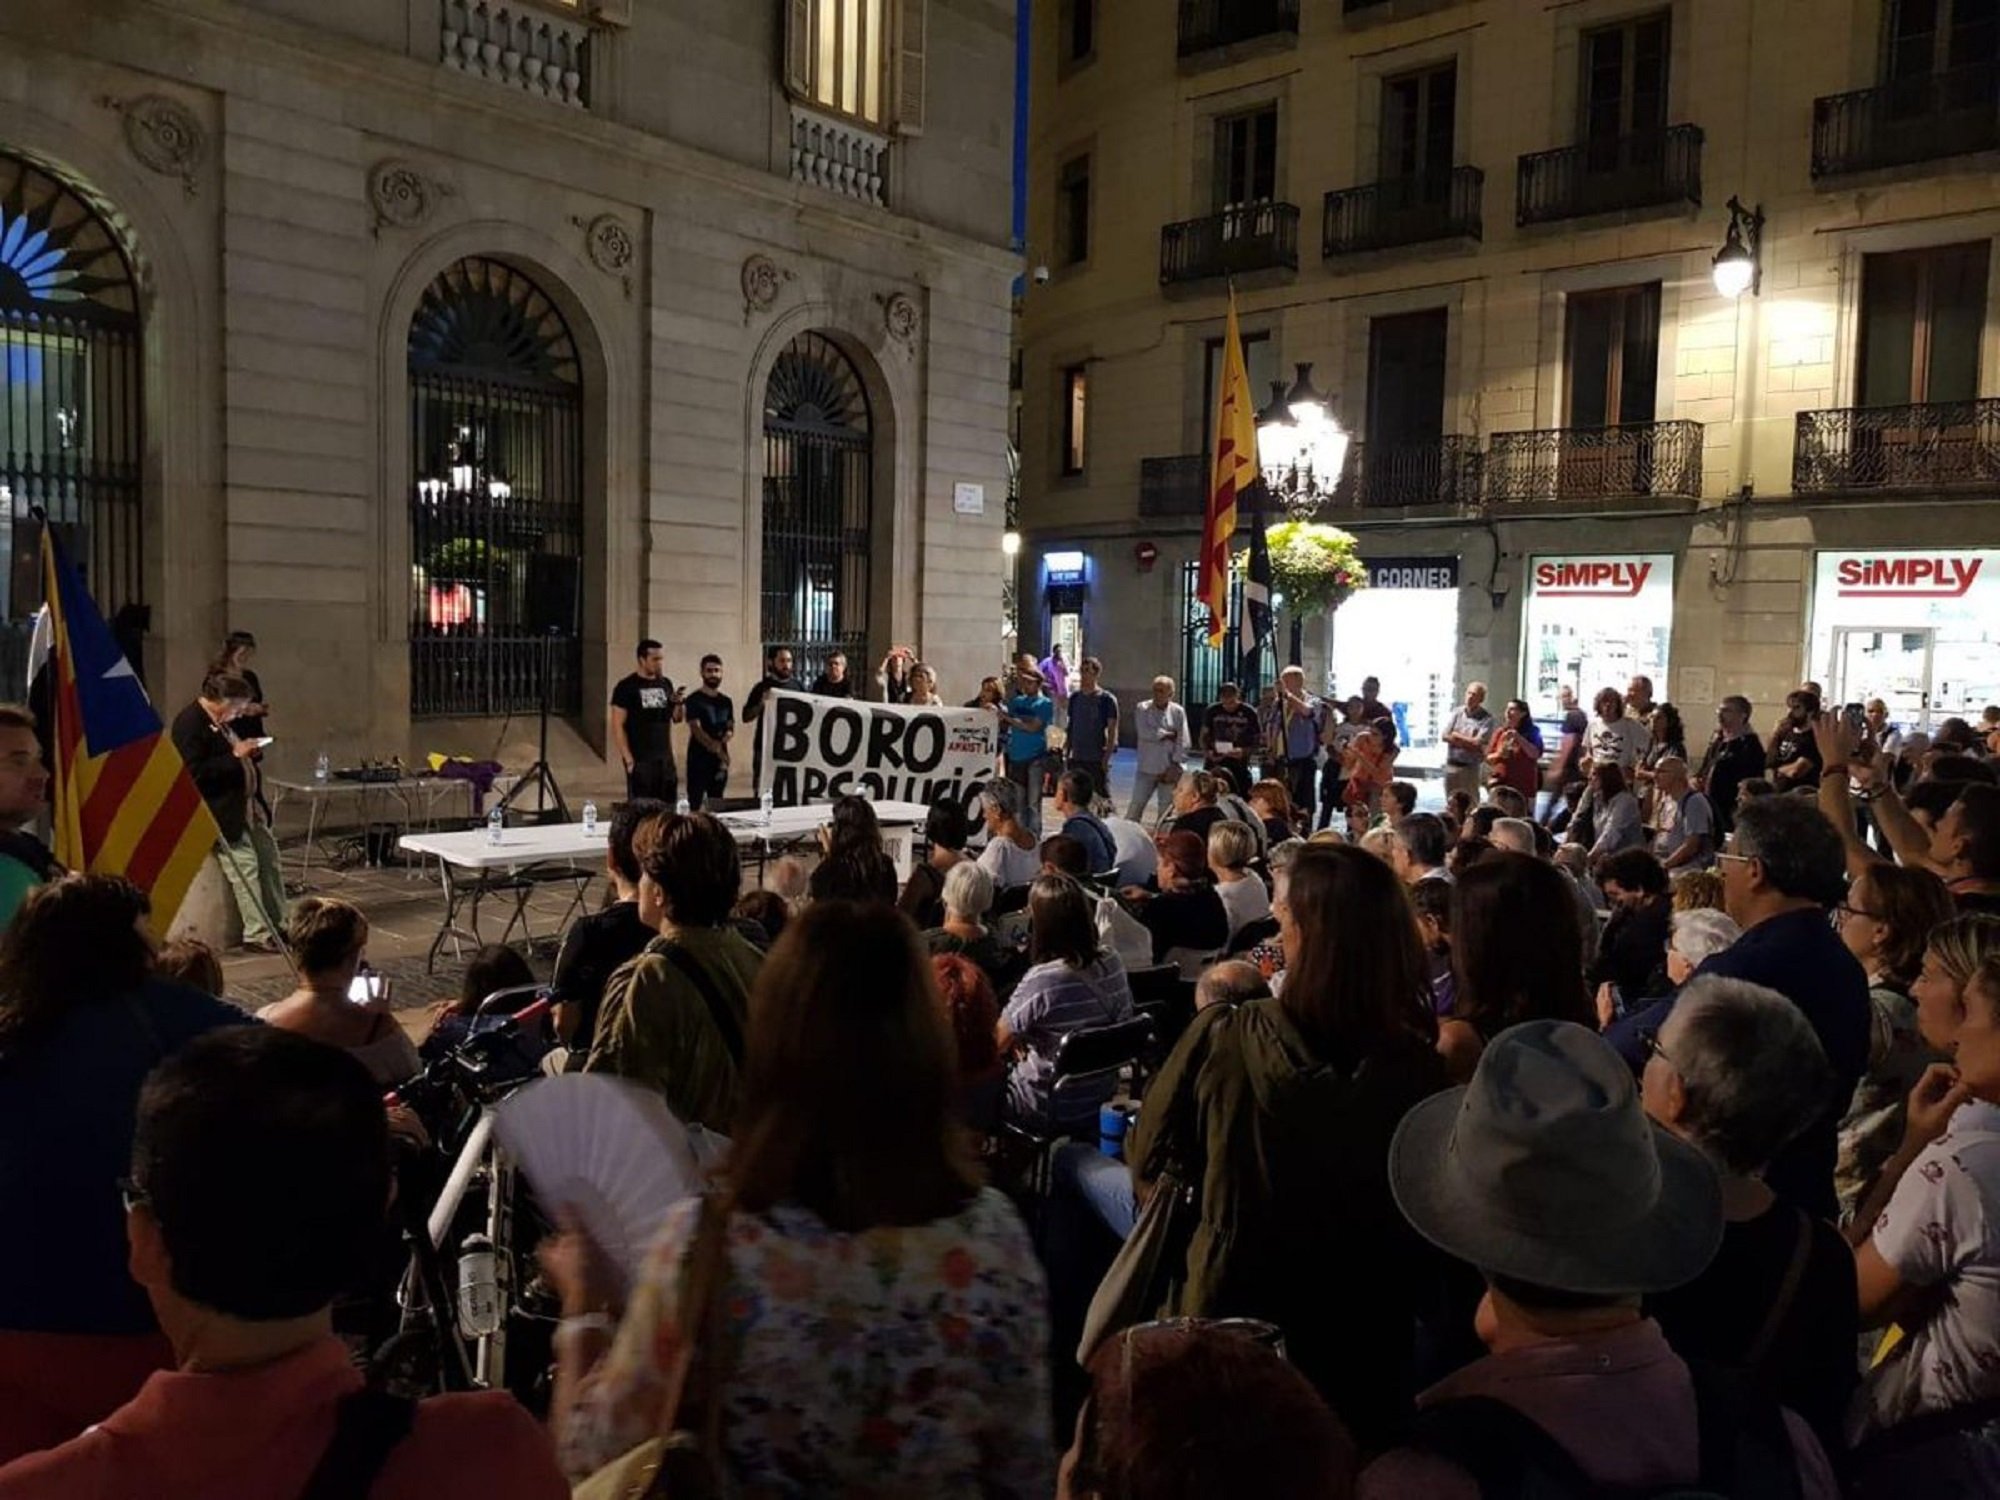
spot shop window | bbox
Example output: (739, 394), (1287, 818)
(1213, 105), (1279, 212)
(1061, 365), (1088, 476)
(1579, 12), (1670, 174)
(1565, 283), (1661, 428)
(1858, 241), (1988, 406)
(1380, 61), (1457, 195)
(1201, 330), (1275, 459)
(1057, 154), (1092, 267)
(784, 0), (925, 131)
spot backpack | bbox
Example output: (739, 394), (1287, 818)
(1403, 1362), (1803, 1500)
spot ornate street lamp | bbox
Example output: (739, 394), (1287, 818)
(1255, 362), (1350, 517)
(1712, 196), (1764, 299)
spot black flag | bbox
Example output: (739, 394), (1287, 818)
(1237, 482), (1275, 689)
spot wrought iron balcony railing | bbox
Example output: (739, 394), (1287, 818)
(1516, 124), (1703, 226)
(1485, 420), (1704, 505)
(1323, 167), (1483, 256)
(1346, 437), (1482, 508)
(1160, 203), (1301, 284)
(1177, 0), (1299, 56)
(1812, 64), (2000, 177)
(1794, 400), (2000, 493)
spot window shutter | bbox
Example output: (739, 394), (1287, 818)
(783, 0), (813, 98)
(894, 0), (927, 136)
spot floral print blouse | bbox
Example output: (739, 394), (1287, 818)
(559, 1187), (1051, 1498)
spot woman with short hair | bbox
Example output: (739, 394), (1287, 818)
(925, 860), (1022, 996)
(1163, 770), (1228, 845)
(977, 779), (1041, 890)
(1642, 975), (1857, 1457)
(1666, 907), (1742, 985)
(259, 897), (419, 1089)
(1207, 821), (1270, 940)
(1130, 844), (1448, 1450)
(550, 901), (1051, 1497)
(998, 875), (1133, 1132)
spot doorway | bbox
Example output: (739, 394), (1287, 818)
(1831, 625), (1934, 729)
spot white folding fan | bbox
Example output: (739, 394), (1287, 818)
(496, 1074), (706, 1284)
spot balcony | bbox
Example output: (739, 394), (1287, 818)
(1485, 421), (1704, 505)
(1794, 400), (2000, 494)
(438, 0), (593, 107)
(1516, 125), (1703, 226)
(1177, 0), (1298, 57)
(1160, 203), (1300, 285)
(1323, 167), (1483, 256)
(789, 103), (890, 207)
(1812, 65), (2000, 177)
(1345, 437), (1482, 508)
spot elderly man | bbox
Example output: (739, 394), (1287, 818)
(1127, 676), (1190, 825)
(1272, 665), (1326, 819)
(1195, 959), (1267, 1012)
(1441, 682), (1494, 802)
(1650, 756), (1716, 873)
(1607, 795), (1870, 1221)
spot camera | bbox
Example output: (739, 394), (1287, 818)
(1031, 264), (1051, 286)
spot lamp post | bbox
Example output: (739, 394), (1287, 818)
(1712, 196), (1764, 299)
(1254, 362), (1350, 518)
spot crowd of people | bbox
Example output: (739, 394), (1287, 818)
(7, 659), (2000, 1497)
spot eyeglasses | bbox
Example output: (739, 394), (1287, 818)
(117, 1177), (149, 1213)
(1715, 852), (1753, 869)
(1638, 1028), (1675, 1069)
(1834, 902), (1885, 926)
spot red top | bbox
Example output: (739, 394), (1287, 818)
(0, 1337), (567, 1500)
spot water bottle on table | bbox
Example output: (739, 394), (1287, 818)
(313, 750), (329, 784)
(759, 787), (773, 827)
(581, 799), (598, 835)
(675, 793), (690, 818)
(486, 804), (504, 846)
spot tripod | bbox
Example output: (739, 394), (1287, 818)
(496, 628), (570, 825)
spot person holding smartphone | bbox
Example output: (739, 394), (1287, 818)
(609, 639), (684, 803)
(255, 897), (419, 1091)
(170, 672), (288, 953)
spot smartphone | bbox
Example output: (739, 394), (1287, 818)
(347, 971), (383, 1006)
(1842, 703), (1867, 739)
(247, 735), (275, 750)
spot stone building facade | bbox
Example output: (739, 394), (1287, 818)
(1, 0), (1015, 790)
(1018, 0), (2000, 750)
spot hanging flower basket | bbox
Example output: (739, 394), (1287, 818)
(1237, 521), (1369, 619)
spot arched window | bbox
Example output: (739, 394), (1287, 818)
(408, 257), (583, 718)
(0, 151), (142, 696)
(761, 332), (873, 682)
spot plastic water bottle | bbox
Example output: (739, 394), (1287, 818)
(581, 799), (598, 835)
(486, 804), (504, 846)
(759, 787), (773, 827)
(456, 1232), (502, 1338)
(675, 793), (691, 818)
(313, 750), (329, 784)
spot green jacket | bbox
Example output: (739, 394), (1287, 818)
(1130, 996), (1448, 1452)
(583, 926), (763, 1134)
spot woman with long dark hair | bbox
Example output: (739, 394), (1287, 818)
(998, 874), (1133, 1131)
(0, 877), (247, 1463)
(806, 793), (898, 904)
(1129, 844), (1448, 1451)
(548, 901), (1050, 1496)
(1439, 851), (1592, 1083)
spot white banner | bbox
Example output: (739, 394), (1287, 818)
(758, 690), (998, 812)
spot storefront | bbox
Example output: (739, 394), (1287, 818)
(1807, 549), (2000, 727)
(1329, 555), (1461, 749)
(1041, 550), (1090, 666)
(1521, 553), (1676, 715)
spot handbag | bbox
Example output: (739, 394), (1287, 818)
(1076, 1167), (1195, 1365)
(573, 1194), (733, 1500)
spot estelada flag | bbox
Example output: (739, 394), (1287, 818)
(42, 529), (218, 931)
(1201, 289), (1258, 646)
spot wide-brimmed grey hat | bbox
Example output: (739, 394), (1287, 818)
(1389, 1019), (1722, 1296)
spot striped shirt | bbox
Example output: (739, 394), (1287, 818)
(1000, 951), (1132, 1131)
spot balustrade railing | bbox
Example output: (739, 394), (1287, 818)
(1160, 203), (1300, 284)
(1516, 124), (1702, 225)
(1485, 421), (1703, 504)
(439, 0), (591, 107)
(1794, 400), (2000, 493)
(1812, 64), (2000, 177)
(789, 103), (890, 206)
(1323, 167), (1483, 256)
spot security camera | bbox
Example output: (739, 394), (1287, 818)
(1031, 264), (1051, 285)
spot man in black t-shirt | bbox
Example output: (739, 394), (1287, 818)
(742, 646), (796, 789)
(610, 638), (683, 802)
(809, 650), (854, 699)
(551, 798), (663, 1055)
(1202, 681), (1262, 797)
(683, 654), (735, 811)
(1766, 689), (1824, 793)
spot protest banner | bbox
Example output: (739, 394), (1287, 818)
(758, 689), (998, 812)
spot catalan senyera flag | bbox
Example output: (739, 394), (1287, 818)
(1200, 289), (1258, 646)
(42, 530), (218, 932)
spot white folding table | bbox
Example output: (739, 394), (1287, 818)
(399, 800), (934, 971)
(270, 775), (475, 884)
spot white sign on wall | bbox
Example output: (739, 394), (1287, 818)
(953, 482), (986, 516)
(1520, 553), (1677, 715)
